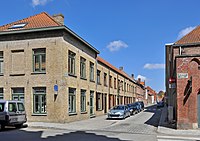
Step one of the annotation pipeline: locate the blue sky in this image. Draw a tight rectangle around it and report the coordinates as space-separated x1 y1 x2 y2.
1 0 200 92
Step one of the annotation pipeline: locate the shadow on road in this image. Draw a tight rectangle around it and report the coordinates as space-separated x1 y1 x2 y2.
0 129 130 141
143 105 162 127
144 105 175 129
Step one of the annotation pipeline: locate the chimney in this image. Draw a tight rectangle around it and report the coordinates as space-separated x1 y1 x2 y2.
138 78 141 83
131 74 134 79
119 67 123 71
52 14 64 25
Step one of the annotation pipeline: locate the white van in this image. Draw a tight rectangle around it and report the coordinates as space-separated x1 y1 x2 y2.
0 100 27 130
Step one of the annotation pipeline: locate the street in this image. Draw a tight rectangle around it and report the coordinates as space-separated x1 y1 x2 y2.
0 105 199 141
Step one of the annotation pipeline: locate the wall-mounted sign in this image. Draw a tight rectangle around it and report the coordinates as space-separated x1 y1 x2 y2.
177 73 188 79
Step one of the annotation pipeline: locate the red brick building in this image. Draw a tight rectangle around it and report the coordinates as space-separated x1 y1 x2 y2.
166 26 200 129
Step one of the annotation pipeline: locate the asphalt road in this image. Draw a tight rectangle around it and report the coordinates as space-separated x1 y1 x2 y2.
0 105 162 141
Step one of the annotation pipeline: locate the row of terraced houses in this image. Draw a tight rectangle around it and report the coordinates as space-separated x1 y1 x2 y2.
0 12 149 123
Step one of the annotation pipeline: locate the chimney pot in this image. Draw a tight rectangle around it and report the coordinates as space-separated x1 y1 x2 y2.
119 67 123 71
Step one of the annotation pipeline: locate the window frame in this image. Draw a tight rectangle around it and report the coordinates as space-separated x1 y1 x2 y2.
0 88 3 100
12 88 24 102
80 57 86 79
33 48 46 73
80 89 86 112
90 62 94 81
68 88 76 114
33 87 46 114
0 51 3 74
68 51 76 75
97 70 101 85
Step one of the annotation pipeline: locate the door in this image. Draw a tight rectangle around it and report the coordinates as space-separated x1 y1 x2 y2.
198 94 200 127
16 102 26 123
90 91 94 116
8 102 18 123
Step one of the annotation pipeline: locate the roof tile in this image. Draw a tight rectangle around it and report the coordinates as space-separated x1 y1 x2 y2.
175 26 200 45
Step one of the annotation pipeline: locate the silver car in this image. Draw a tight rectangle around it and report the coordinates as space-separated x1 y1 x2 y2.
107 105 130 119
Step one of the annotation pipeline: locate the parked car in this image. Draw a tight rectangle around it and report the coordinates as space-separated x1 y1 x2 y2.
107 105 130 119
137 101 144 110
0 100 27 130
127 103 139 115
157 101 164 108
134 102 142 112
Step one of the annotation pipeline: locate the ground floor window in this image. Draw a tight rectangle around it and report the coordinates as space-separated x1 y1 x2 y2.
81 89 86 112
12 88 24 102
0 88 3 99
69 88 76 113
33 87 46 114
96 93 102 110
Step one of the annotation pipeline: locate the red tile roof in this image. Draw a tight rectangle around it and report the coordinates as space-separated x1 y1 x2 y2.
175 26 200 45
97 56 135 82
0 12 61 32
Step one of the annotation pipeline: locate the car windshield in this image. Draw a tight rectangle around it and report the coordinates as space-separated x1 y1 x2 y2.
0 103 5 112
112 106 125 110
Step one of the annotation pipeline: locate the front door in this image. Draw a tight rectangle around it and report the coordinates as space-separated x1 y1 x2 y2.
198 94 200 127
90 91 94 117
104 94 107 113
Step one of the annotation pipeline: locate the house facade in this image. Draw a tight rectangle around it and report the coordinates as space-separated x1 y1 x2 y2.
0 12 145 123
166 26 200 129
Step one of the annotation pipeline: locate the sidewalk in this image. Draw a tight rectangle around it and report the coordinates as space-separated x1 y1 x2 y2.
27 115 114 131
157 105 200 136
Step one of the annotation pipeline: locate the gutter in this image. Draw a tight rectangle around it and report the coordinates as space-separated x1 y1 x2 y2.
0 25 100 54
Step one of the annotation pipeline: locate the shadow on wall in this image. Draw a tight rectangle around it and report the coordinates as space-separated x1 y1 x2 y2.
0 128 130 141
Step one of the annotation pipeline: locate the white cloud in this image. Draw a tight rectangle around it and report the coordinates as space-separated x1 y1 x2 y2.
177 26 196 39
136 75 147 82
144 63 165 69
32 0 52 7
107 40 128 52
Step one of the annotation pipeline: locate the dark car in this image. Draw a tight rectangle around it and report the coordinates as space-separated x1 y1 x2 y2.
137 101 144 110
157 101 164 108
127 103 139 115
134 102 142 112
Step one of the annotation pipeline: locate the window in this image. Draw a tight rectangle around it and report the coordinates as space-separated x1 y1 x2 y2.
9 23 27 29
121 81 123 91
109 75 112 88
81 89 86 112
97 70 101 84
96 93 102 110
0 88 3 99
12 88 24 102
124 82 126 92
80 57 86 79
69 88 76 113
104 73 107 86
68 51 76 75
0 51 3 74
33 87 46 114
0 103 4 112
114 78 116 89
90 62 94 81
33 48 46 72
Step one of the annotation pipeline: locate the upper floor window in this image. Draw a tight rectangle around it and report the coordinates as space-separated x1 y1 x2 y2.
80 57 86 79
104 73 107 86
97 70 101 84
68 51 76 75
33 48 46 72
114 78 116 89
109 75 112 88
0 52 3 74
90 62 94 81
